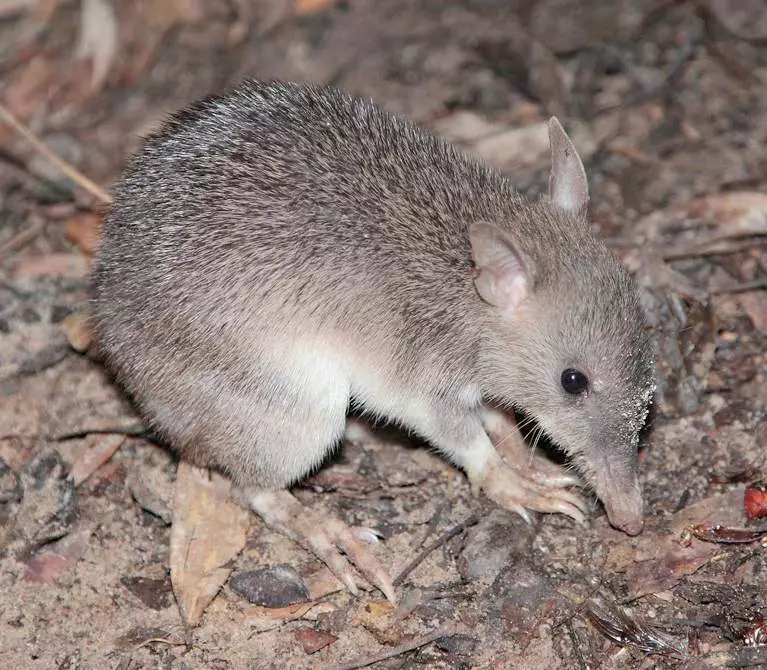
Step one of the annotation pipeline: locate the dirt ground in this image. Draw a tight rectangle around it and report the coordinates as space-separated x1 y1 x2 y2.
1 1 766 668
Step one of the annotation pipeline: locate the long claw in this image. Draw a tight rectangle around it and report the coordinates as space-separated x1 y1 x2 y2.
241 488 396 603
472 455 591 527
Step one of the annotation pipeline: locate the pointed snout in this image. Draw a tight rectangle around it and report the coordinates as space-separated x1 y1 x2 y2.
592 461 645 535
605 500 644 535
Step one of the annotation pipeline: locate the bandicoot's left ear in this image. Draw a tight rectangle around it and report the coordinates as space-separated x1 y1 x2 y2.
548 117 589 213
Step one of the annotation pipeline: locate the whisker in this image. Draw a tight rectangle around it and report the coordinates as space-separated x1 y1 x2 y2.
493 428 518 450
516 414 537 432
528 425 545 465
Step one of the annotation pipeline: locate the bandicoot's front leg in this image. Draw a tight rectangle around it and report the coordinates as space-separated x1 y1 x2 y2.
481 405 586 489
418 406 588 524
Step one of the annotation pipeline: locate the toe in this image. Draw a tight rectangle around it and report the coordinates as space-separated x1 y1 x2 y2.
305 525 360 596
332 523 396 603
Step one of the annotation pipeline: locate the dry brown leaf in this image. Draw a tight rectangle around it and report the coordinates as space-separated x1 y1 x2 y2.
32 0 61 22
708 0 767 42
22 524 93 582
64 212 102 255
603 488 747 599
636 191 767 244
141 0 203 28
435 114 595 175
0 0 36 18
738 292 767 335
304 566 345 600
60 311 92 352
12 252 89 278
435 114 550 172
293 627 338 654
2 56 59 123
170 462 250 627
76 0 119 91
69 434 125 486
294 0 337 14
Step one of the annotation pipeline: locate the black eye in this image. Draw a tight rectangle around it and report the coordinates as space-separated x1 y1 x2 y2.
561 368 589 395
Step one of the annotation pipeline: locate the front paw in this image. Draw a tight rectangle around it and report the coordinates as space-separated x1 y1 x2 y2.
473 459 588 525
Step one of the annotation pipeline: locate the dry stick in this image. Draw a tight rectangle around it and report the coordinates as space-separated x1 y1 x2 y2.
664 237 767 262
712 278 767 294
326 622 456 670
0 101 113 205
393 513 479 587
0 215 46 259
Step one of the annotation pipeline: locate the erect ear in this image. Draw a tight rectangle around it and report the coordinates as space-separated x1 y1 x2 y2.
548 117 589 213
469 223 531 312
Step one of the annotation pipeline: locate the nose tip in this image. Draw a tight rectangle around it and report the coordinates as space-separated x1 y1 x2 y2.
605 499 644 536
616 516 644 536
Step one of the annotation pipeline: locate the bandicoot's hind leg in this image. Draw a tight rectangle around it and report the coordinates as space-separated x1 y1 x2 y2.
144 349 397 603
209 362 396 603
238 488 395 603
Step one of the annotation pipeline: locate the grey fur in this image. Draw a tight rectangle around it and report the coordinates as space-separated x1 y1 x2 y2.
91 80 655 533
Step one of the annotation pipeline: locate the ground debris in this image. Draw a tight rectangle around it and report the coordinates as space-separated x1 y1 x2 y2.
585 598 687 658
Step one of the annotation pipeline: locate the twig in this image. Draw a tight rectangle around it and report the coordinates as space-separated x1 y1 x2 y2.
663 236 767 261
0 215 46 259
325 622 456 670
415 502 446 550
393 513 479 587
0 101 113 205
711 278 767 294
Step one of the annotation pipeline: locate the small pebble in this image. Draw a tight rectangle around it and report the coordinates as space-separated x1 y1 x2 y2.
229 564 309 607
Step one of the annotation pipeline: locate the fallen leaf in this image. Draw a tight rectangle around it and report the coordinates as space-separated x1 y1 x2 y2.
738 292 767 335
435 114 550 172
121 574 174 610
76 0 119 91
22 524 92 582
294 0 338 14
636 191 767 245
475 22 569 117
435 114 596 175
293 627 338 654
64 211 102 255
707 0 767 42
0 0 36 18
167 0 203 21
60 311 93 352
603 488 747 598
32 0 61 22
12 253 89 279
1 56 59 127
304 565 346 600
69 434 125 486
169 462 250 627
